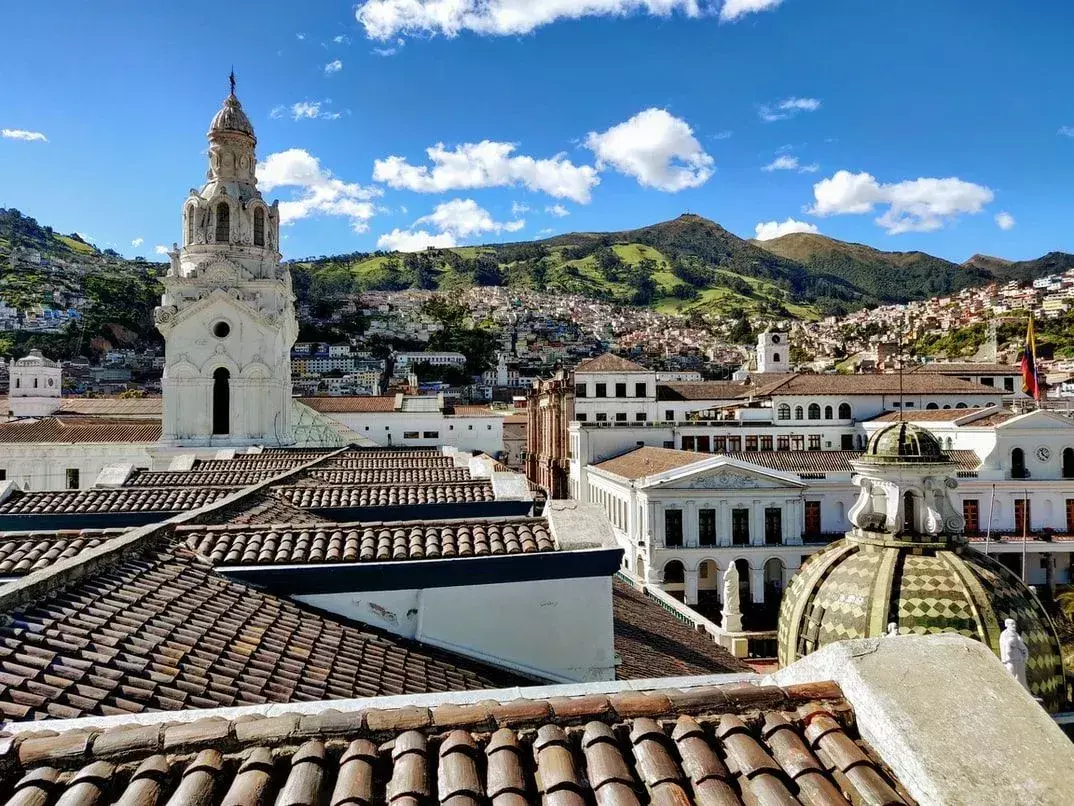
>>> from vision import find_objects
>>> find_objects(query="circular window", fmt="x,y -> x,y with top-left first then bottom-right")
212,321 -> 231,338
772,334 -> 781,344
47,378 -> 54,387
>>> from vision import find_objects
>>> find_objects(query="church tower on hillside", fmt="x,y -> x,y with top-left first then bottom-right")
155,74 -> 297,446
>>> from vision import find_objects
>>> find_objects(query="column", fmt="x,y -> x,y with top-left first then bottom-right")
652,502 -> 664,547
684,568 -> 699,605
686,501 -> 698,547
718,500 -> 730,546
751,565 -> 765,604
750,500 -> 763,546
783,499 -> 794,542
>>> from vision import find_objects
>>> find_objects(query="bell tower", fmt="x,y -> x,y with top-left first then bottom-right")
155,74 -> 297,446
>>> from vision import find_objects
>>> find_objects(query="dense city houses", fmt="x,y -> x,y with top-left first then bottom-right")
0,83 -> 1070,804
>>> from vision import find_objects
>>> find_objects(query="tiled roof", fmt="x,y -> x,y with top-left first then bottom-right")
911,362 -> 1022,376
124,469 -> 285,488
0,417 -> 161,444
299,395 -> 398,413
182,517 -> 556,565
869,408 -> 995,423
612,581 -> 751,678
276,481 -> 495,509
770,373 -> 1001,396
962,410 -> 1017,427
574,353 -> 650,373
0,681 -> 911,806
0,530 -> 124,575
0,487 -> 234,515
261,448 -> 444,460
205,492 -> 321,527
593,446 -> 711,480
57,397 -> 163,416
191,459 -> 307,472
319,456 -> 455,469
0,550 -> 520,721
306,467 -> 473,485
657,381 -> 748,401
449,405 -> 501,417
595,447 -> 982,479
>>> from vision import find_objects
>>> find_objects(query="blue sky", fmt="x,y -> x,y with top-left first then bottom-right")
1,0 -> 1072,263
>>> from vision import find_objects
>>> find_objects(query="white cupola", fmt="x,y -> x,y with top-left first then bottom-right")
9,350 -> 62,418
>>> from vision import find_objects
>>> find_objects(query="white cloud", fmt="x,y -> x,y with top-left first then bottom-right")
296,32 -> 307,40
511,202 -> 531,215
711,130 -> 733,140
2,128 -> 47,142
283,101 -> 342,121
131,238 -> 144,247
546,204 -> 570,217
1059,126 -> 1074,138
585,108 -> 714,192
377,229 -> 458,252
257,148 -> 382,232
324,59 -> 343,74
373,141 -> 599,203
333,35 -> 352,44
995,211 -> 1016,231
809,169 -> 995,234
373,38 -> 406,56
539,227 -> 556,235
759,97 -> 821,122
720,0 -> 782,22
415,198 -> 525,237
154,245 -> 170,255
357,0 -> 712,39
754,218 -> 819,240
761,154 -> 818,173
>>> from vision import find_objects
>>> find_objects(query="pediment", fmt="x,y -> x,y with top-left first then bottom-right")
647,459 -> 805,490
997,410 -> 1074,430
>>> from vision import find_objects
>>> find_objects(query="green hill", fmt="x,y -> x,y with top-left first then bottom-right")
751,232 -> 996,303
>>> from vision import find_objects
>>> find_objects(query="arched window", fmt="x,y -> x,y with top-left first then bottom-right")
824,405 -> 833,420
903,491 -> 917,534
794,406 -> 804,420
186,206 -> 195,245
955,402 -> 967,409
33,378 -> 38,389
808,403 -> 821,420
1063,448 -> 1074,479
926,402 -> 939,410
14,378 -> 19,389
212,367 -> 230,436
215,202 -> 230,243
777,404 -> 791,421
662,560 -> 685,585
942,405 -> 951,410
1011,448 -> 1027,479
253,207 -> 265,247
772,352 -> 781,364
838,403 -> 852,419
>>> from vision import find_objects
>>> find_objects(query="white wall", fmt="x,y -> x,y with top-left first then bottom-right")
0,442 -> 158,490
318,411 -> 505,455
296,574 -> 616,682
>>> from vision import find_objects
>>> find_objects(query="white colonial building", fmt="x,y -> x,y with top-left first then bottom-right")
155,76 -> 296,447
8,351 -> 62,418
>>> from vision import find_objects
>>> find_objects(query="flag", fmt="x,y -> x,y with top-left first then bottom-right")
1021,316 -> 1041,400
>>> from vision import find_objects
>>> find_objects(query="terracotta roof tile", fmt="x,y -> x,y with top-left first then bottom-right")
0,418 -> 161,444
299,396 -> 398,413
657,381 -> 750,401
0,550 -> 521,720
593,447 -> 713,480
181,517 -> 556,565
57,398 -> 163,416
306,467 -> 473,485
0,530 -> 125,575
0,487 -> 235,515
869,408 -> 1003,423
276,481 -> 495,508
574,354 -> 650,373
125,469 -> 285,488
910,362 -> 1021,376
771,373 -> 1001,396
612,581 -> 750,678
0,683 -> 911,806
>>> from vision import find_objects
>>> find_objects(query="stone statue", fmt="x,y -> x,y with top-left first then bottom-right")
1000,618 -> 1029,690
721,565 -> 743,633
886,622 -> 898,637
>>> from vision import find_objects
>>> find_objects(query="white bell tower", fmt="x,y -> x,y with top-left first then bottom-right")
757,331 -> 790,374
155,74 -> 297,446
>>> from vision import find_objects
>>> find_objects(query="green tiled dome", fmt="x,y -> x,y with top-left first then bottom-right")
864,421 -> 949,464
777,535 -> 1066,711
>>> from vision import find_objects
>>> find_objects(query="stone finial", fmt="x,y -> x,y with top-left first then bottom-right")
1000,618 -> 1030,690
887,622 -> 898,637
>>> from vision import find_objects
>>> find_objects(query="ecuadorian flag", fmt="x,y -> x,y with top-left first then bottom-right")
1021,316 -> 1041,400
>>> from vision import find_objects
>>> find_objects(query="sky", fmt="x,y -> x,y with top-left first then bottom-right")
1,0 -> 1073,264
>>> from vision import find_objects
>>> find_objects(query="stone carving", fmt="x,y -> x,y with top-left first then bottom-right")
1000,618 -> 1029,690
886,622 -> 898,637
687,470 -> 764,490
721,564 -> 743,633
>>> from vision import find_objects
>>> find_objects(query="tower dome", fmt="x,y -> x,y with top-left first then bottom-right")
777,421 -> 1066,711
208,74 -> 254,139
